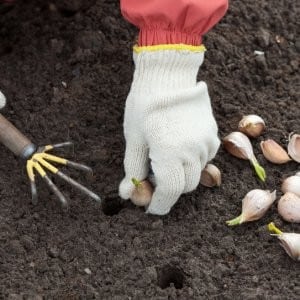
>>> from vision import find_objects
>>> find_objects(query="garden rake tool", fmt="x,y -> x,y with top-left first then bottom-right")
0,113 -> 101,207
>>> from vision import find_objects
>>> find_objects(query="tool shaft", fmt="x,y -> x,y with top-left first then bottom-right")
0,113 -> 35,158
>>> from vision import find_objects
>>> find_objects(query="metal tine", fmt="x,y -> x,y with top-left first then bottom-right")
42,175 -> 69,207
66,160 -> 93,173
51,141 -> 74,149
55,170 -> 101,202
30,180 -> 38,205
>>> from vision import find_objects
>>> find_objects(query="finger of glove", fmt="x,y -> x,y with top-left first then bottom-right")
207,135 -> 221,162
183,159 -> 202,193
119,140 -> 149,200
146,160 -> 185,215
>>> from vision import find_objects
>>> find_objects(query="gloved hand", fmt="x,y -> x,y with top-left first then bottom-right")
119,0 -> 228,215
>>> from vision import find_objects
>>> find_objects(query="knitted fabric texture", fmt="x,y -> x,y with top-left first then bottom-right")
119,49 -> 220,215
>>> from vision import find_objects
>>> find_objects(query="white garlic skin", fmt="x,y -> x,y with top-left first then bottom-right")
223,131 -> 254,160
241,189 -> 276,223
260,139 -> 291,164
278,192 -> 300,223
238,114 -> 265,138
0,90 -> 6,109
131,180 -> 153,207
200,164 -> 221,187
288,133 -> 300,163
277,233 -> 300,261
281,176 -> 300,197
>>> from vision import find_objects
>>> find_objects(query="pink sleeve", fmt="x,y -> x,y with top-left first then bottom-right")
120,0 -> 228,46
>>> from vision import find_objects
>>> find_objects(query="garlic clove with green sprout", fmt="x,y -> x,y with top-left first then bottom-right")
0,90 -> 6,109
226,189 -> 276,226
268,222 -> 300,261
200,164 -> 221,187
277,192 -> 300,223
130,178 -> 153,207
287,133 -> 300,163
260,139 -> 291,164
223,132 -> 266,181
281,175 -> 300,197
238,114 -> 265,138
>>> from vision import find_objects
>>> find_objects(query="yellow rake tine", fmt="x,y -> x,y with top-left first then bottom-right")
40,153 -> 68,165
36,156 -> 59,174
44,142 -> 74,152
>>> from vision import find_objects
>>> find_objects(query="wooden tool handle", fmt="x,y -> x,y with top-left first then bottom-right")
0,113 -> 36,158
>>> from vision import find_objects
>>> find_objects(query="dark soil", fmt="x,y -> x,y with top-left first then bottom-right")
0,0 -> 299,299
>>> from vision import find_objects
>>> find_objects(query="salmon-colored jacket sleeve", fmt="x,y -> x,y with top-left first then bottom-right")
120,0 -> 228,46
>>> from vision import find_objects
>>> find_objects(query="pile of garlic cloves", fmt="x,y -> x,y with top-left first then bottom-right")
224,114 -> 300,261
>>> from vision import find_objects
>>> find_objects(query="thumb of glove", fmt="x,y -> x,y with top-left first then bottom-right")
119,139 -> 149,200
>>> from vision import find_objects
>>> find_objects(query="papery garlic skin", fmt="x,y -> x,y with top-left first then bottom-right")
0,90 -> 6,109
238,114 -> 265,138
223,132 -> 254,160
131,179 -> 153,207
226,189 -> 276,226
281,176 -> 300,197
200,164 -> 221,187
223,132 -> 266,181
260,139 -> 291,164
277,233 -> 300,261
278,192 -> 300,223
288,133 -> 300,163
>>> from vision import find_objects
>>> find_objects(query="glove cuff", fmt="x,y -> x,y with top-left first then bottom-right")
131,46 -> 205,93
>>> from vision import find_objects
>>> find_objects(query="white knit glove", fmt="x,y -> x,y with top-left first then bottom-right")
119,49 -> 220,215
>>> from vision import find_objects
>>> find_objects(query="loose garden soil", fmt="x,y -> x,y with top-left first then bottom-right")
0,0 -> 299,299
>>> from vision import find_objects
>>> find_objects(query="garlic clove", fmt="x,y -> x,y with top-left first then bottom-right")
268,222 -> 300,261
0,90 -> 6,109
281,175 -> 300,197
287,133 -> 300,163
223,132 -> 266,181
278,192 -> 300,223
200,164 -> 221,187
226,189 -> 276,226
223,131 -> 253,160
238,114 -> 265,138
130,178 -> 153,207
260,139 -> 291,164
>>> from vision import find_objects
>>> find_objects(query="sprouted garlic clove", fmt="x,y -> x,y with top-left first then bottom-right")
278,192 -> 300,223
268,222 -> 300,261
226,189 -> 276,226
238,114 -> 265,138
287,133 -> 300,163
130,178 -> 153,207
200,164 -> 221,187
223,132 -> 266,181
281,175 -> 300,197
260,139 -> 291,164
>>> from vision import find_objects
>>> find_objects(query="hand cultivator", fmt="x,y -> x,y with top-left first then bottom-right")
0,113 -> 101,207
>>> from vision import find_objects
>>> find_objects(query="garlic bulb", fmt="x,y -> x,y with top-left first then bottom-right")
260,139 -> 291,164
226,189 -> 276,226
131,178 -> 153,206
268,222 -> 300,261
0,90 -> 6,109
288,133 -> 300,163
200,164 -> 221,187
223,132 -> 266,181
278,192 -> 300,223
238,114 -> 265,138
281,175 -> 300,197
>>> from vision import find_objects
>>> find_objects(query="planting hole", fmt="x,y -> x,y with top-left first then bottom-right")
157,265 -> 184,289
102,197 -> 124,216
